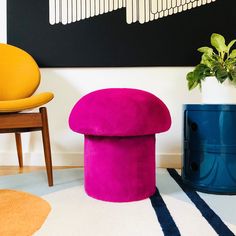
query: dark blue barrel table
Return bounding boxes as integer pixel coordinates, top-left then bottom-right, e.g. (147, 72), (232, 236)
(182, 104), (236, 194)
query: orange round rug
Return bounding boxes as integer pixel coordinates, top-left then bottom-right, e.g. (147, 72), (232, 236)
(0, 189), (51, 236)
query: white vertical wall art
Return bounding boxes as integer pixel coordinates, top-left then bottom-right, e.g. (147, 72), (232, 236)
(8, 0), (227, 67)
(49, 0), (216, 25)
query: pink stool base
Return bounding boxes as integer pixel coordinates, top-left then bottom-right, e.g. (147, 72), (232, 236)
(84, 134), (156, 202)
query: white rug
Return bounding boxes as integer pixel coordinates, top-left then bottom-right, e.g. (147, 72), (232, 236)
(36, 186), (162, 236)
(1, 168), (235, 236)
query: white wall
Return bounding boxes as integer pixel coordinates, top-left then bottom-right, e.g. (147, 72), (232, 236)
(0, 0), (201, 167)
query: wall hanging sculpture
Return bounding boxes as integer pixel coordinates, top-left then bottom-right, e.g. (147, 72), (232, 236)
(7, 0), (235, 67)
(49, 0), (216, 25)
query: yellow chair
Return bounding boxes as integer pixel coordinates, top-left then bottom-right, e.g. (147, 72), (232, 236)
(0, 43), (54, 186)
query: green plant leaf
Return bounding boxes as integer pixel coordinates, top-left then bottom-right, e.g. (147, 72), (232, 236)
(225, 57), (236, 65)
(193, 64), (210, 79)
(203, 67), (212, 77)
(201, 53), (214, 68)
(198, 47), (213, 55)
(186, 64), (211, 90)
(215, 66), (228, 83)
(229, 49), (236, 59)
(186, 33), (236, 90)
(227, 39), (236, 53)
(187, 72), (199, 90)
(211, 33), (227, 53)
(211, 53), (221, 62)
(229, 67), (236, 83)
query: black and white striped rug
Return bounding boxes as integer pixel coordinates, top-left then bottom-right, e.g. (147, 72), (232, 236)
(0, 168), (235, 235)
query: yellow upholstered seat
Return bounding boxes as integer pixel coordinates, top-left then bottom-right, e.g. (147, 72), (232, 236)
(0, 92), (54, 112)
(0, 43), (54, 186)
(0, 43), (54, 112)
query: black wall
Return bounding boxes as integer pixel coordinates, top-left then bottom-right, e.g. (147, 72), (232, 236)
(7, 0), (236, 67)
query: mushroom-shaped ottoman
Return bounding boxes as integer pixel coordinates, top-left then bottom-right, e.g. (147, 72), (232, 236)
(69, 88), (171, 202)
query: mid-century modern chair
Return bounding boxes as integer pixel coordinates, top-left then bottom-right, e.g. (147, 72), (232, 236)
(0, 43), (54, 186)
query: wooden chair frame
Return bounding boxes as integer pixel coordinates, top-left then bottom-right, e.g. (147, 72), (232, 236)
(0, 107), (53, 186)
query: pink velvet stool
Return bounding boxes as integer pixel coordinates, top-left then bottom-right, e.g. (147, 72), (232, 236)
(69, 88), (171, 202)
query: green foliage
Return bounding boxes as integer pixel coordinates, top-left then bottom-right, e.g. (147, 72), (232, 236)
(187, 33), (236, 90)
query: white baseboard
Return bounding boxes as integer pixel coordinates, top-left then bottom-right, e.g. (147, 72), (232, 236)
(157, 153), (182, 169)
(0, 152), (181, 168)
(0, 152), (84, 167)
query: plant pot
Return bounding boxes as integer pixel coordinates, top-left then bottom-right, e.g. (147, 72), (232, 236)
(201, 77), (236, 104)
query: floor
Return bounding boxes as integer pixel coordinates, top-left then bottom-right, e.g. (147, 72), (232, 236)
(1, 167), (235, 235)
(0, 166), (80, 176)
(1, 166), (236, 235)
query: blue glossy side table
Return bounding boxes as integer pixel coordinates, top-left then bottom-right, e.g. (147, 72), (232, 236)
(182, 104), (236, 194)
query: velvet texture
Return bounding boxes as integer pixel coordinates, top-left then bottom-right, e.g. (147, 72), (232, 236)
(69, 88), (171, 136)
(84, 135), (156, 202)
(69, 88), (171, 202)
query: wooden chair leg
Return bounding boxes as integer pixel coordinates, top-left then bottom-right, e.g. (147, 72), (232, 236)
(15, 133), (23, 168)
(40, 107), (53, 186)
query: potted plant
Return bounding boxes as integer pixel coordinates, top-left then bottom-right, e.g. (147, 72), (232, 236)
(186, 33), (236, 103)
